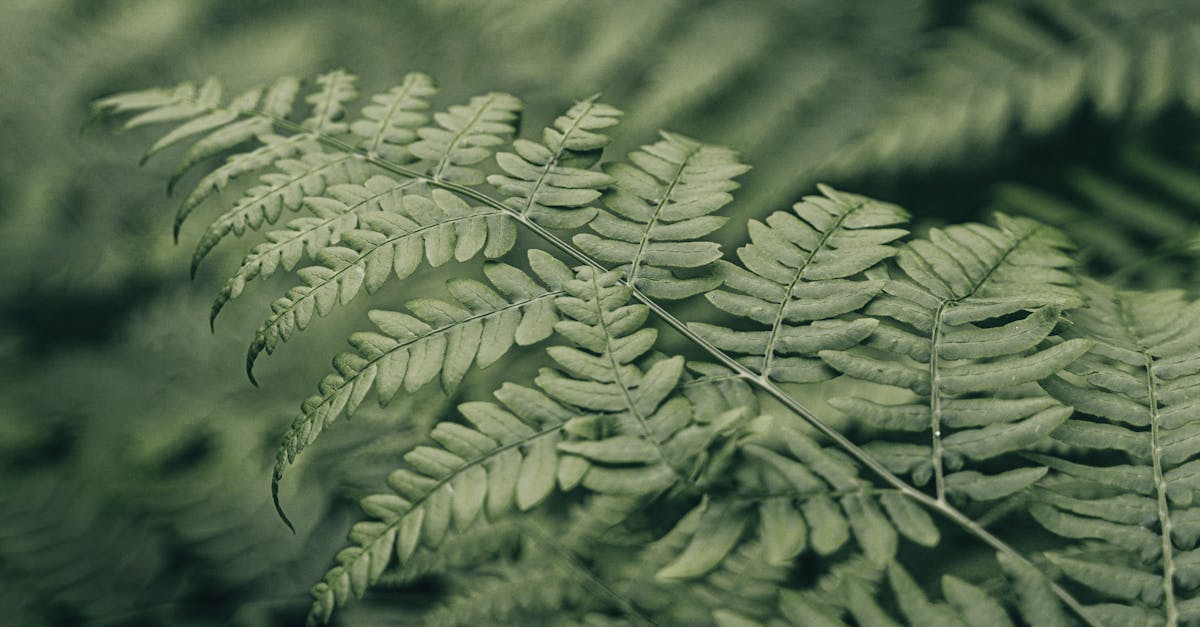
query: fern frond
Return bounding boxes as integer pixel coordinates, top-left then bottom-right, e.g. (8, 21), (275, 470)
(351, 72), (437, 162)
(1028, 279), (1200, 625)
(770, 555), (1072, 627)
(243, 188), (517, 379)
(305, 264), (701, 623)
(487, 95), (621, 228)
(271, 250), (572, 518)
(183, 72), (436, 270)
(691, 184), (909, 383)
(174, 132), (320, 237)
(574, 132), (751, 299)
(209, 174), (417, 323)
(303, 69), (358, 133)
(820, 214), (1092, 502)
(653, 417), (939, 583)
(828, 0), (1200, 176)
(994, 143), (1200, 288)
(189, 151), (370, 273)
(412, 91), (523, 185)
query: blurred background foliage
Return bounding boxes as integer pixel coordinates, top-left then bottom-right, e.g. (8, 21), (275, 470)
(2, 0), (1199, 625)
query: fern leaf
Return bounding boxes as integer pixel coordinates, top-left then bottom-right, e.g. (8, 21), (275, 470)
(350, 72), (438, 162)
(173, 133), (318, 236)
(411, 92), (523, 184)
(188, 152), (370, 273)
(187, 77), (442, 269)
(94, 74), (302, 198)
(245, 189), (517, 380)
(269, 250), (571, 519)
(994, 143), (1200, 288)
(209, 175), (417, 324)
(574, 132), (751, 299)
(820, 214), (1090, 502)
(486, 96), (621, 228)
(691, 184), (908, 383)
(303, 69), (359, 133)
(304, 263), (696, 623)
(1028, 279), (1200, 625)
(655, 415), (939, 583)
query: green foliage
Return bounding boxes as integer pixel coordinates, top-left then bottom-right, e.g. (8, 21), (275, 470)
(820, 214), (1092, 503)
(92, 65), (1106, 625)
(692, 185), (909, 383)
(1030, 280), (1200, 625)
(574, 132), (750, 299)
(11, 2), (1200, 626)
(994, 143), (1200, 289)
(827, 0), (1200, 177)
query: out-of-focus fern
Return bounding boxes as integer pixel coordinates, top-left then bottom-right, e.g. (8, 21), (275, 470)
(826, 0), (1200, 178)
(994, 142), (1200, 289)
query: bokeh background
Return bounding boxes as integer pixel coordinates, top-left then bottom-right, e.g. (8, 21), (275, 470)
(3, 1), (1200, 625)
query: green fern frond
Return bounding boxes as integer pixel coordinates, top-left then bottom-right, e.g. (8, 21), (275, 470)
(271, 250), (572, 520)
(243, 188), (517, 380)
(994, 143), (1200, 288)
(305, 264), (698, 623)
(303, 69), (359, 133)
(574, 132), (751, 299)
(189, 152), (370, 273)
(94, 65), (1131, 626)
(691, 184), (909, 383)
(769, 555), (1072, 627)
(209, 174), (417, 324)
(181, 72), (434, 268)
(828, 0), (1200, 176)
(487, 95), (622, 228)
(652, 418), (941, 582)
(351, 72), (438, 162)
(820, 214), (1092, 502)
(1028, 279), (1200, 625)
(412, 91), (523, 185)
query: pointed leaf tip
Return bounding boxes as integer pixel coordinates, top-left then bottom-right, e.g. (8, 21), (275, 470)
(209, 302), (221, 332)
(272, 478), (296, 534)
(246, 348), (260, 387)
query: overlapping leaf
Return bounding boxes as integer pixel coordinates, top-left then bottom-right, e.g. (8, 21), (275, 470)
(1029, 280), (1200, 626)
(487, 96), (621, 228)
(412, 92), (523, 185)
(656, 417), (939, 583)
(691, 184), (908, 383)
(574, 132), (750, 299)
(820, 214), (1091, 502)
(210, 174), (417, 324)
(765, 556), (1072, 627)
(305, 265), (698, 624)
(271, 251), (572, 512)
(245, 189), (517, 380)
